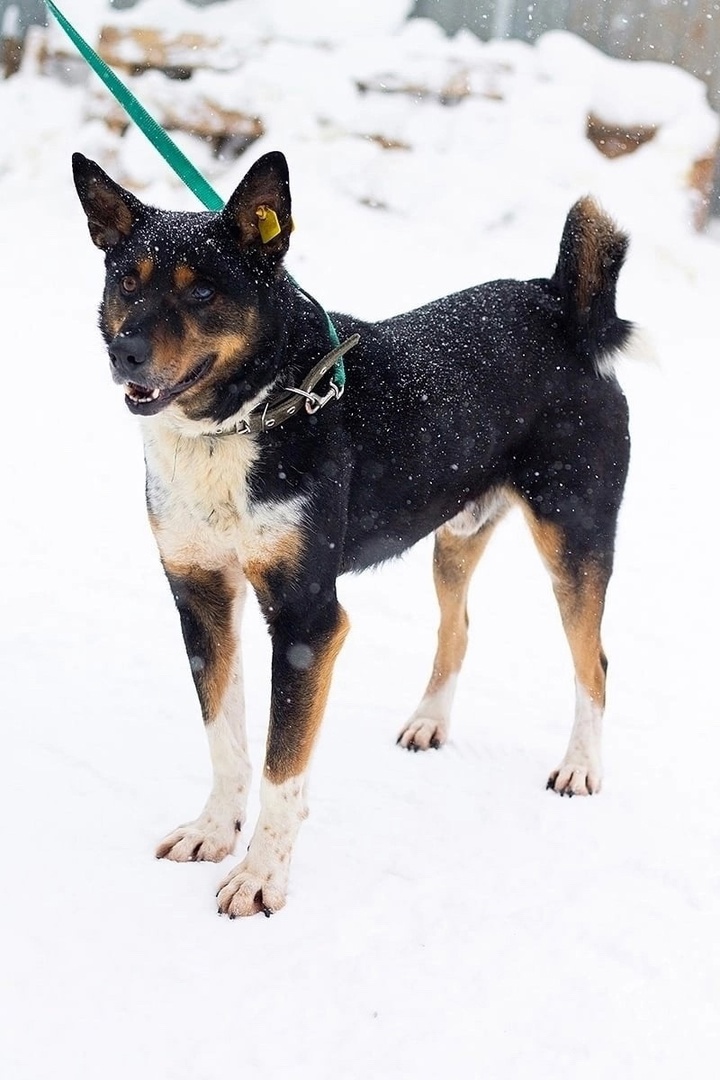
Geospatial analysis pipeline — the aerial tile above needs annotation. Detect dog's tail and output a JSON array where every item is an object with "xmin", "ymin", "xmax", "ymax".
[{"xmin": 552, "ymin": 196, "xmax": 633, "ymax": 373}]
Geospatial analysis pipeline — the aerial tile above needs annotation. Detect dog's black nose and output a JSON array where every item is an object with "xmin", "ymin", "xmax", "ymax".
[{"xmin": 109, "ymin": 333, "xmax": 151, "ymax": 376}]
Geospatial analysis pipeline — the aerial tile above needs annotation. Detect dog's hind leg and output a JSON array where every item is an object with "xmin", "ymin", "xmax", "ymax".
[
  {"xmin": 521, "ymin": 509, "xmax": 613, "ymax": 796},
  {"xmin": 156, "ymin": 562, "xmax": 251, "ymax": 862},
  {"xmin": 398, "ymin": 497, "xmax": 508, "ymax": 751}
]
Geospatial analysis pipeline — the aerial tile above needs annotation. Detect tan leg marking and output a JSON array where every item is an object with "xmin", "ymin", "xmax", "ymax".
[
  {"xmin": 521, "ymin": 510, "xmax": 609, "ymax": 796},
  {"xmin": 243, "ymin": 527, "xmax": 305, "ymax": 608},
  {"xmin": 398, "ymin": 518, "xmax": 502, "ymax": 750},
  {"xmin": 161, "ymin": 560, "xmax": 239, "ymax": 724},
  {"xmin": 265, "ymin": 605, "xmax": 351, "ymax": 784},
  {"xmin": 156, "ymin": 562, "xmax": 251, "ymax": 862},
  {"xmin": 244, "ymin": 528, "xmax": 345, "ymax": 783}
]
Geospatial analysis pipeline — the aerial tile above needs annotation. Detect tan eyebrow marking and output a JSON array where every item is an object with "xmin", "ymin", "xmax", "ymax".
[
  {"xmin": 173, "ymin": 264, "xmax": 196, "ymax": 290},
  {"xmin": 136, "ymin": 257, "xmax": 154, "ymax": 284}
]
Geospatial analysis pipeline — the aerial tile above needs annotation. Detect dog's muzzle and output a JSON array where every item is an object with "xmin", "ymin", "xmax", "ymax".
[{"xmin": 107, "ymin": 333, "xmax": 214, "ymax": 416}]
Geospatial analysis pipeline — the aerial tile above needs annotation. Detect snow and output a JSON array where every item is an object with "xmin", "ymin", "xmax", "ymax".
[{"xmin": 2, "ymin": 2, "xmax": 720, "ymax": 1077}]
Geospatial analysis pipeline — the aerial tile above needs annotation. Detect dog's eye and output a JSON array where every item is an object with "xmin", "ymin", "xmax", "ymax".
[
  {"xmin": 121, "ymin": 275, "xmax": 139, "ymax": 296},
  {"xmin": 189, "ymin": 282, "xmax": 215, "ymax": 303}
]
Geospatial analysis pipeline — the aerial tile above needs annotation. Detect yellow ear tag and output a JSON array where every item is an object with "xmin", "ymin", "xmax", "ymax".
[{"xmin": 256, "ymin": 205, "xmax": 282, "ymax": 244}]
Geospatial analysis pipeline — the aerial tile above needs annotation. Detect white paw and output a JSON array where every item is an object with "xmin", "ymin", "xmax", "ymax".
[
  {"xmin": 156, "ymin": 811, "xmax": 241, "ymax": 862},
  {"xmin": 397, "ymin": 716, "xmax": 447, "ymax": 751},
  {"xmin": 216, "ymin": 856, "xmax": 289, "ymax": 918},
  {"xmin": 547, "ymin": 759, "xmax": 602, "ymax": 797}
]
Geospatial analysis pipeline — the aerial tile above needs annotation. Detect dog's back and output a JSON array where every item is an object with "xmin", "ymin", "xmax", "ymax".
[{"xmin": 334, "ymin": 197, "xmax": 631, "ymax": 572}]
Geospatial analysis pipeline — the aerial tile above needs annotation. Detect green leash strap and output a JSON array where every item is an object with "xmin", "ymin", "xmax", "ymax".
[
  {"xmin": 45, "ymin": 0, "xmax": 224, "ymax": 211},
  {"xmin": 44, "ymin": 0, "xmax": 345, "ymax": 387}
]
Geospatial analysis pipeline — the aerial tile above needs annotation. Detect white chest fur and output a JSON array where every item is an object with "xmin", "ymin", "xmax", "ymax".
[{"xmin": 142, "ymin": 421, "xmax": 305, "ymax": 571}]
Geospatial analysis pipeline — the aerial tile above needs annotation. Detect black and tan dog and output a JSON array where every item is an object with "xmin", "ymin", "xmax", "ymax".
[{"xmin": 73, "ymin": 150, "xmax": 631, "ymax": 917}]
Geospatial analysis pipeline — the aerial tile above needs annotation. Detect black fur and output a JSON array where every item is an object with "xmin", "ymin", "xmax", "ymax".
[
  {"xmin": 73, "ymin": 149, "xmax": 633, "ymax": 914},
  {"xmin": 71, "ymin": 153, "xmax": 631, "ymax": 576}
]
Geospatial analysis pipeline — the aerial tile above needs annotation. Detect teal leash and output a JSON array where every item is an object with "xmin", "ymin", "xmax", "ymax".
[
  {"xmin": 44, "ymin": 1, "xmax": 224, "ymax": 211},
  {"xmin": 44, "ymin": 0, "xmax": 345, "ymax": 388}
]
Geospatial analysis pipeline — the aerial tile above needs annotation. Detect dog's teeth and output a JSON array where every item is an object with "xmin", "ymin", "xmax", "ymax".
[{"xmin": 125, "ymin": 384, "xmax": 159, "ymax": 404}]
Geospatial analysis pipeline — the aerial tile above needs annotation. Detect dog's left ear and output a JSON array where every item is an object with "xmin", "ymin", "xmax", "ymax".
[
  {"xmin": 221, "ymin": 151, "xmax": 292, "ymax": 259},
  {"xmin": 72, "ymin": 153, "xmax": 144, "ymax": 251}
]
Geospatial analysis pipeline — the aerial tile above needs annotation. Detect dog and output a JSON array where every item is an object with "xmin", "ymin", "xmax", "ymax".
[{"xmin": 72, "ymin": 150, "xmax": 631, "ymax": 917}]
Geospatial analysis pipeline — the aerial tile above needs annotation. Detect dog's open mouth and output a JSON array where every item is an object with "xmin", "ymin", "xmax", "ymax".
[{"xmin": 124, "ymin": 356, "xmax": 214, "ymax": 416}]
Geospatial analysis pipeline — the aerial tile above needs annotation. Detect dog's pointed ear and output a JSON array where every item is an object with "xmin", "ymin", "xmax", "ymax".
[
  {"xmin": 221, "ymin": 151, "xmax": 292, "ymax": 259},
  {"xmin": 72, "ymin": 153, "xmax": 144, "ymax": 251}
]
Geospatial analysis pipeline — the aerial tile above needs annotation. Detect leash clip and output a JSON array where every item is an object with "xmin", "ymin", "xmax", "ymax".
[{"xmin": 305, "ymin": 378, "xmax": 345, "ymax": 415}]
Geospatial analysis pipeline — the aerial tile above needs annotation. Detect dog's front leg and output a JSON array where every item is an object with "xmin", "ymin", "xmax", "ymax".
[
  {"xmin": 156, "ymin": 561, "xmax": 251, "ymax": 862},
  {"xmin": 217, "ymin": 587, "xmax": 349, "ymax": 917}
]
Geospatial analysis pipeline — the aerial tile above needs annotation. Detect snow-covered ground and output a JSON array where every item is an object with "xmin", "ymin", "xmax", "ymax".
[{"xmin": 2, "ymin": 2, "xmax": 720, "ymax": 1077}]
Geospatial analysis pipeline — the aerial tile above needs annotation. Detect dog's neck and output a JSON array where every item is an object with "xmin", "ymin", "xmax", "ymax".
[{"xmin": 143, "ymin": 378, "xmax": 281, "ymax": 441}]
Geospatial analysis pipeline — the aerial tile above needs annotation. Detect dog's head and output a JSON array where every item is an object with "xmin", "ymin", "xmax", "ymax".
[{"xmin": 72, "ymin": 151, "xmax": 293, "ymax": 425}]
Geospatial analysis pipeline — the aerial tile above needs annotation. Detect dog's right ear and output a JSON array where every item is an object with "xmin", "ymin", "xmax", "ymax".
[{"xmin": 72, "ymin": 153, "xmax": 144, "ymax": 251}]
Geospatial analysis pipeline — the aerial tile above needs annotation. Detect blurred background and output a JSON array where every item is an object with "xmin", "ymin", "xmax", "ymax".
[{"xmin": 2, "ymin": 0, "xmax": 719, "ymax": 223}]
